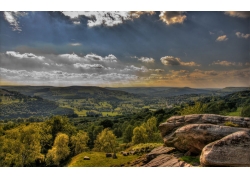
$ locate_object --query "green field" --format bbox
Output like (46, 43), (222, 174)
(67, 151), (141, 167)
(226, 107), (243, 116)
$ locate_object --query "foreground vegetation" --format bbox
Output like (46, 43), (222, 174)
(0, 87), (249, 167)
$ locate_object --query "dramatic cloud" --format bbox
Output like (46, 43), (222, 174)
(159, 11), (187, 25)
(6, 51), (45, 60)
(225, 11), (250, 18)
(62, 11), (154, 27)
(3, 11), (27, 31)
(138, 57), (155, 63)
(0, 67), (139, 86)
(160, 56), (200, 66)
(216, 35), (228, 41)
(235, 32), (250, 39)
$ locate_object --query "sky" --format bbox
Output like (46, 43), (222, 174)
(0, 11), (249, 88)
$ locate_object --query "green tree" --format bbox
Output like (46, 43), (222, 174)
(180, 102), (208, 115)
(142, 117), (162, 142)
(123, 125), (134, 143)
(0, 124), (42, 167)
(70, 130), (89, 155)
(241, 105), (250, 117)
(46, 133), (70, 166)
(132, 126), (148, 144)
(40, 115), (76, 154)
(94, 128), (118, 153)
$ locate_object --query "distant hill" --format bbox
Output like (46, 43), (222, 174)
(0, 88), (74, 120)
(106, 87), (215, 97)
(0, 86), (141, 101)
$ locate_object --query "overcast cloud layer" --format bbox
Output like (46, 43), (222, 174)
(0, 11), (249, 87)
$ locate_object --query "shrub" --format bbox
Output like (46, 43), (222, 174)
(224, 121), (239, 127)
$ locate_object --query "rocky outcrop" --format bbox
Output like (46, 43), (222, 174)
(159, 114), (250, 138)
(128, 146), (193, 167)
(164, 124), (249, 154)
(200, 131), (250, 167)
(144, 154), (192, 167)
(157, 114), (250, 166)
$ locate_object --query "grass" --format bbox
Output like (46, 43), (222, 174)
(67, 151), (140, 167)
(224, 121), (239, 127)
(226, 107), (242, 116)
(126, 143), (162, 154)
(179, 156), (200, 166)
(102, 112), (120, 117)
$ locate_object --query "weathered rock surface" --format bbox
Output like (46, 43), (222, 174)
(200, 131), (250, 167)
(128, 146), (192, 167)
(164, 124), (249, 154)
(159, 114), (250, 138)
(156, 114), (250, 167)
(146, 146), (175, 161)
(144, 154), (192, 167)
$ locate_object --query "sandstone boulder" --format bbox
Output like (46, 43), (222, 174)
(146, 146), (175, 161)
(200, 131), (250, 167)
(159, 114), (250, 138)
(164, 124), (249, 154)
(143, 154), (192, 167)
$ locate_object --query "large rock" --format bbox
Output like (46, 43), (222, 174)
(146, 146), (175, 161)
(200, 131), (250, 167)
(159, 114), (250, 138)
(164, 124), (249, 154)
(143, 154), (192, 167)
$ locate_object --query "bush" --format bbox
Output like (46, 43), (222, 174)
(224, 121), (239, 127)
(179, 156), (200, 166)
(241, 105), (250, 117)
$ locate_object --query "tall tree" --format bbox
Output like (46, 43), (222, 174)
(94, 128), (118, 153)
(132, 126), (148, 144)
(70, 130), (89, 155)
(46, 133), (70, 166)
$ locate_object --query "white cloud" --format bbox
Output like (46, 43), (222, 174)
(70, 43), (82, 46)
(73, 21), (80, 25)
(85, 53), (117, 62)
(138, 57), (155, 63)
(3, 11), (27, 31)
(235, 32), (250, 39)
(73, 63), (105, 69)
(62, 11), (154, 27)
(216, 35), (228, 41)
(6, 51), (45, 60)
(211, 60), (242, 66)
(59, 53), (82, 61)
(154, 69), (165, 73)
(224, 11), (250, 18)
(122, 65), (148, 72)
(160, 56), (200, 66)
(159, 11), (187, 25)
